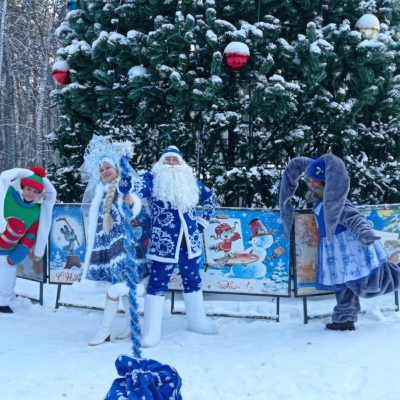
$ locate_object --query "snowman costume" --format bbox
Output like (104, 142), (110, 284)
(279, 154), (400, 330)
(129, 146), (219, 347)
(0, 167), (56, 312)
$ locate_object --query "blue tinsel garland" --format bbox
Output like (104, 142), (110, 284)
(119, 156), (142, 358)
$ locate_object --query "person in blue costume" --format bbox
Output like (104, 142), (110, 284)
(127, 145), (219, 347)
(279, 154), (400, 331)
(73, 136), (147, 346)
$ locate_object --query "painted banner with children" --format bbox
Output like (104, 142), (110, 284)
(48, 205), (291, 296)
(294, 205), (400, 296)
(168, 208), (290, 296)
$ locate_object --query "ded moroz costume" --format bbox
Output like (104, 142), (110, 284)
(279, 154), (400, 330)
(128, 145), (219, 347)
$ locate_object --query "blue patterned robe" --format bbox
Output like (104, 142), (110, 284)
(132, 172), (217, 263)
(86, 199), (128, 284)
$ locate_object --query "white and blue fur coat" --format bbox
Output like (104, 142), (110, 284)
(73, 181), (141, 295)
(132, 172), (217, 263)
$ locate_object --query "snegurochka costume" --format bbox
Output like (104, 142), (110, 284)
(128, 146), (219, 348)
(73, 135), (148, 347)
(0, 167), (56, 312)
(279, 154), (400, 330)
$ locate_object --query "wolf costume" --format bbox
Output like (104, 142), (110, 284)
(279, 154), (400, 330)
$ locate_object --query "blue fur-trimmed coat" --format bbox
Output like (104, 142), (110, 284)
(132, 172), (217, 263)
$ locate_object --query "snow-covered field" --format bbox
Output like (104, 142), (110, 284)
(2, 279), (400, 400)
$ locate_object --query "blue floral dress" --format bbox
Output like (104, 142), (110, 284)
(314, 201), (388, 288)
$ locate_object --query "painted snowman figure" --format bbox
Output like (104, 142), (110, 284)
(231, 218), (273, 279)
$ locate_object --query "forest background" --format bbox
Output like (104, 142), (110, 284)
(0, 0), (64, 171)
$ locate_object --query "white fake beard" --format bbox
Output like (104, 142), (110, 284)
(152, 161), (199, 212)
(305, 186), (324, 204)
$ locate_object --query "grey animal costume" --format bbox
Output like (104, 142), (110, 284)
(279, 154), (400, 325)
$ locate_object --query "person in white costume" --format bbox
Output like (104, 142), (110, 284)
(73, 136), (147, 346)
(0, 167), (56, 313)
(128, 145), (219, 348)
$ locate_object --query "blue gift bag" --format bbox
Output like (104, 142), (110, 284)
(105, 355), (183, 400)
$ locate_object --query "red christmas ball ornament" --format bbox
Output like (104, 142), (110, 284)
(52, 60), (71, 85)
(223, 42), (250, 72)
(386, 152), (391, 157)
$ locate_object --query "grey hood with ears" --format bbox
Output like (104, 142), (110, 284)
(279, 154), (350, 243)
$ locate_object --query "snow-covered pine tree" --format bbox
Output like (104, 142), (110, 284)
(270, 259), (289, 290)
(51, 0), (400, 206)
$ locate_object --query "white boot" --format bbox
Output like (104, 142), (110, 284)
(89, 299), (119, 346)
(115, 296), (132, 340)
(141, 294), (165, 348)
(183, 290), (219, 334)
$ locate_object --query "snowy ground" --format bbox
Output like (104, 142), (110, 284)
(2, 280), (400, 400)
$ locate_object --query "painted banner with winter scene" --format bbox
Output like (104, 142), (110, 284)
(16, 253), (46, 283)
(168, 208), (291, 297)
(48, 204), (86, 284)
(48, 204), (153, 285)
(48, 205), (291, 296)
(294, 205), (400, 297)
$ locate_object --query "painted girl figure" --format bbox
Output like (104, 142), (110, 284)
(280, 154), (400, 331)
(73, 136), (147, 346)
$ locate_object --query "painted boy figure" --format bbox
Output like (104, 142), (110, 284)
(0, 167), (56, 313)
(126, 146), (219, 347)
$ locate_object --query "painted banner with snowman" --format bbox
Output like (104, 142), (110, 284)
(48, 205), (290, 296)
(168, 209), (291, 296)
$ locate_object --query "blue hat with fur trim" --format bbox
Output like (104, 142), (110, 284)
(160, 145), (183, 163)
(304, 157), (326, 181)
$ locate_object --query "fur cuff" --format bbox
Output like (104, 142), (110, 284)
(197, 216), (209, 229)
(72, 278), (111, 294)
(107, 282), (129, 298)
(131, 193), (142, 218)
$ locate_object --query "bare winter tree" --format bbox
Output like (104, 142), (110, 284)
(0, 0), (64, 171)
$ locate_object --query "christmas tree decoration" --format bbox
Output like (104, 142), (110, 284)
(50, 0), (400, 208)
(355, 14), (380, 39)
(67, 0), (77, 11)
(51, 60), (71, 85)
(127, 66), (148, 79)
(223, 42), (250, 72)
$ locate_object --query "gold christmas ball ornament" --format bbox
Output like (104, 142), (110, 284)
(355, 14), (380, 39)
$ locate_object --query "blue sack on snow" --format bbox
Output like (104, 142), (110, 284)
(104, 355), (183, 400)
